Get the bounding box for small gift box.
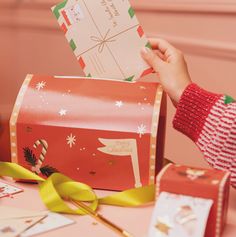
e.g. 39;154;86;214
10;74;166;191
51;0;152;81
156;164;231;237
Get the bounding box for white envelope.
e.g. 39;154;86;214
0;180;23;198
21;212;75;237
0;206;47;237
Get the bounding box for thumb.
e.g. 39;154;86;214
141;47;164;72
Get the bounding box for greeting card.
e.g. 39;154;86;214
148;192;213;237
0;206;47;237
0;180;23;198
21;212;74;237
52;0;152;81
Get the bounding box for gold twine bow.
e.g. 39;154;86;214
90;29;116;53
0;162;155;215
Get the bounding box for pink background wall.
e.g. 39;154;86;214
1;0;236;169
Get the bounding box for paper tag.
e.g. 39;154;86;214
21;212;74;237
0;206;46;237
148;192;213;237
0;180;23;198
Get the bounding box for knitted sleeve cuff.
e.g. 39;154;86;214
173;83;222;142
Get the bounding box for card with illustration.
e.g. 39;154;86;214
0;206;46;237
21;212;75;237
52;0;152;81
148;192;213;237
0;180;23;198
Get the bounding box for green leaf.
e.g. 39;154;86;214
23;147;37;166
40;165;58;177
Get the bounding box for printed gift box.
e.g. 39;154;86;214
52;0;152;81
10;74;166;191
156;164;231;237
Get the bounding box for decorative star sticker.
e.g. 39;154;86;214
137;124;147;138
59;109;67;116
66;133;76;148
36;81;46;91
115;101;123;108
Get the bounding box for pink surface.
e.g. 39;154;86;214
1;181;236;237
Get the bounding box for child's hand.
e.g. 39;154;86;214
141;38;192;105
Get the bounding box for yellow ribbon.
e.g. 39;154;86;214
0;162;155;215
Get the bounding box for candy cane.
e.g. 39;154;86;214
32;139;48;174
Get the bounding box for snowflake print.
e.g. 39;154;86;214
36;81;46;91
59;109;67;116
137;124;147;138
66;133;76;148
115;101;123;108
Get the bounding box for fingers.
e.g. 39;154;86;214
148;38;175;51
149;38;179;59
154;49;166;61
141;47;164;71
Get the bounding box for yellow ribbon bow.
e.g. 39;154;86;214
0;162;155;215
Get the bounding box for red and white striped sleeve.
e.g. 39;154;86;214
173;83;236;188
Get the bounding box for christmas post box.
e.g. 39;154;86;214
10;74;166;191
156;164;230;237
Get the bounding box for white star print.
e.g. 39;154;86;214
36;81;46;91
137;124;147;138
66;133;76;148
59;109;67;116
115;101;123;108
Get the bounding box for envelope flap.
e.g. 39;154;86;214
0;206;46;220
